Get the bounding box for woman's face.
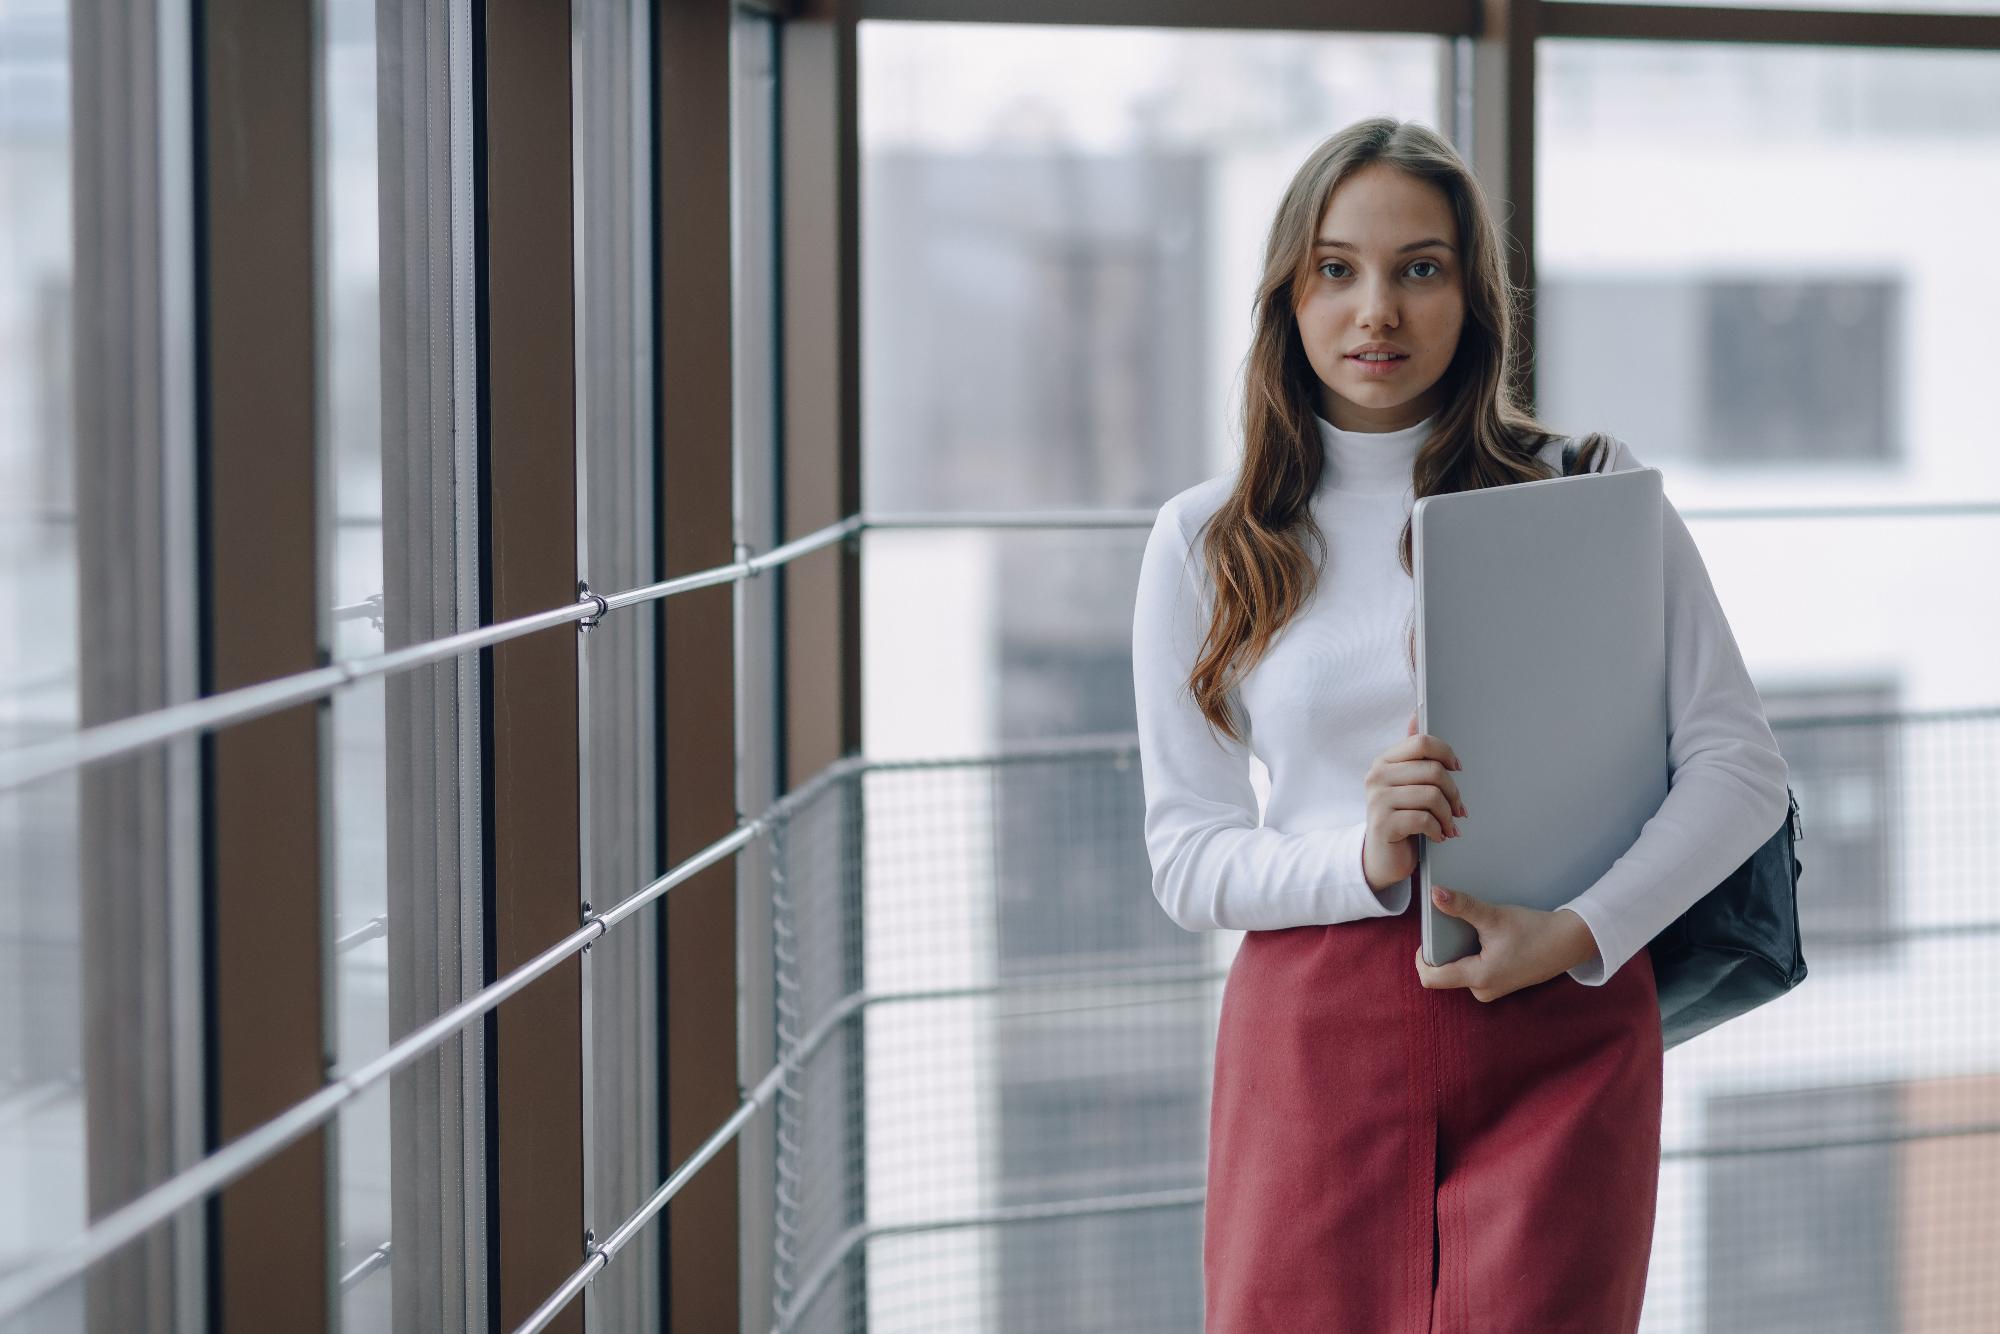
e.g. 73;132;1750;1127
1293;162;1466;433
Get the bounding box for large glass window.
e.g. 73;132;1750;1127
323;0;388;1304
857;23;1446;1329
321;0;394;1322
860;20;1446;755
0;0;81;1314
1539;38;2000;1325
1535;40;2000;499
4;3;204;1328
324;0;494;1325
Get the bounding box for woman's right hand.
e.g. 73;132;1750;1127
1361;710;1467;893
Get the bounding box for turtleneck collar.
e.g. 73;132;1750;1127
1313;410;1437;496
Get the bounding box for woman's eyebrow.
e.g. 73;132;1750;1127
1315;237;1456;253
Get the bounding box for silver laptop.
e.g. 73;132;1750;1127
1412;465;1668;968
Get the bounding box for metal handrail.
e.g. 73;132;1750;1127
7;500;1999;793
0;514;862;794
3;495;1998;1319
6;712;2000;1323
0;735;1232;1326
513;961;1227;1332
863;500;2000;527
765;1111;2000;1333
334;914;389;955
0;821;760;1322
338;1241;392;1294
771;1188;1209;1334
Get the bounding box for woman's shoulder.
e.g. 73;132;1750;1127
1152;471;1237;546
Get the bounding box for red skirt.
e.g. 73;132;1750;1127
1203;885;1664;1333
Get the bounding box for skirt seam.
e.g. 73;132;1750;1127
1425;950;1445;1334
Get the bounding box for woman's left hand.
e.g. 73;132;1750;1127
1413;886;1599;1003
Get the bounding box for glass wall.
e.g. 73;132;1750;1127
857;21;1446;1331
1;5;83;1325
3;4;203;1328
321;0;395;1322
859;20;1445;758
1537;38;2000;1330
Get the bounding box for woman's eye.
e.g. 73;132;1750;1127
1318;259;1442;279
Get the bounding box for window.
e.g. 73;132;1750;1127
1704;1079;1899;1332
1763;681;1900;954
1703;278;1898;465
1537;274;1902;466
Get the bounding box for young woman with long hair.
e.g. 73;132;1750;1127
1129;117;1790;1330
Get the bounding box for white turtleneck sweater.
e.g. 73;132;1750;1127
1130;410;1790;987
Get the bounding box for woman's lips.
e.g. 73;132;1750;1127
1347;353;1409;376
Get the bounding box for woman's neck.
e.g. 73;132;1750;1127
1313;411;1436;495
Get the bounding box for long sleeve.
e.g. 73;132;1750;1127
1131;494;1410;933
1556;438;1792;986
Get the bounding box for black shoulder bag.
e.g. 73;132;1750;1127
1562;437;1809;1050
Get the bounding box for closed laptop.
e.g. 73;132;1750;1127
1412;466;1668;968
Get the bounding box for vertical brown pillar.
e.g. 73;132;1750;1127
480;1;586;1329
657;1;742;1329
780;4;863;780
197;1;329;1329
1467;0;1540;408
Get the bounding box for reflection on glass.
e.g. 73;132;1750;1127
0;2;81;1324
322;0;391;1322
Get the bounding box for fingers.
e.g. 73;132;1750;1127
1412;808;1454;841
1414;946;1484;993
1429;885;1482;922
1376;713;1465;845
1396;723;1462;774
1377;785;1458;839
1370;805;1449;845
1380;758;1466;818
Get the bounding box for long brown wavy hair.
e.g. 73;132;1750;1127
1188;117;1610;746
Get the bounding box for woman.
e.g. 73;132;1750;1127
1129;118;1790;1331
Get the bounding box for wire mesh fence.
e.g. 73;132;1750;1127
767;709;2000;1334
